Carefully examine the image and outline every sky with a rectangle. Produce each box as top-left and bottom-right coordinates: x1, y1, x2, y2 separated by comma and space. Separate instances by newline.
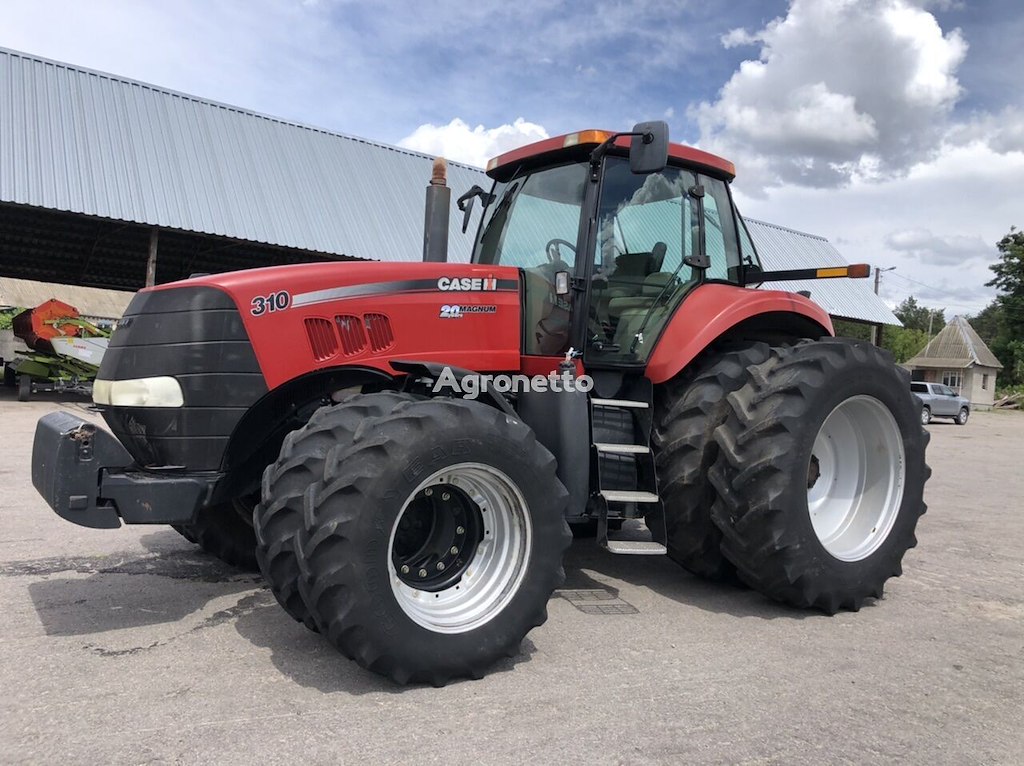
4, 0, 1023, 316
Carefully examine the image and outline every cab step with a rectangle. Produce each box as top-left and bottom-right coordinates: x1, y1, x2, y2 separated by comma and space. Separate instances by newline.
589, 382, 666, 556
600, 490, 660, 504
591, 397, 649, 409
604, 539, 668, 555
594, 442, 651, 455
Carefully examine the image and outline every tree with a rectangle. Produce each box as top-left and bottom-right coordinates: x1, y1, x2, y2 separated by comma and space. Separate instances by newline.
983, 227, 1024, 386
832, 318, 928, 364
882, 327, 930, 364
969, 300, 1003, 347
894, 296, 945, 334
0, 309, 21, 331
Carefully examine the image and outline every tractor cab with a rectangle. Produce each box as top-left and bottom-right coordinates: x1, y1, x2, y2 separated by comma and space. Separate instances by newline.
465, 123, 761, 367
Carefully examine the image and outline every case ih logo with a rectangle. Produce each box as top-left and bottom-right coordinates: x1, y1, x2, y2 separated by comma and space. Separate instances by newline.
437, 276, 498, 291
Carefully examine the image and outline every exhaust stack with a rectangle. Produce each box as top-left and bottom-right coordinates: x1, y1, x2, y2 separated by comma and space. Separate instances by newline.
423, 157, 450, 263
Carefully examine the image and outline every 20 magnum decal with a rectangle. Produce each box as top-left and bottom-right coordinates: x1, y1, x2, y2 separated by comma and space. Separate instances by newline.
440, 304, 498, 318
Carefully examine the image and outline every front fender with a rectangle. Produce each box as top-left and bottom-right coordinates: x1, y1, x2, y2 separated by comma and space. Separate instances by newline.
644, 284, 833, 384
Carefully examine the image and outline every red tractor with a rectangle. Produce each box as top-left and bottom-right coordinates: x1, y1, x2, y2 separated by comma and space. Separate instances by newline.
32, 122, 929, 685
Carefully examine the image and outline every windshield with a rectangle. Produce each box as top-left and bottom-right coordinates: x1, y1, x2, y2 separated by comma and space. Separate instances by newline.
474, 162, 587, 268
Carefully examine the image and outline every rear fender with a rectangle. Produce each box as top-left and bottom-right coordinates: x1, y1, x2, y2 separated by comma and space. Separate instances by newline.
644, 284, 833, 384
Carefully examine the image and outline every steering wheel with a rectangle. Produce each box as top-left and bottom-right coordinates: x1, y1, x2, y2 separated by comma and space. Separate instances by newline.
545, 238, 577, 263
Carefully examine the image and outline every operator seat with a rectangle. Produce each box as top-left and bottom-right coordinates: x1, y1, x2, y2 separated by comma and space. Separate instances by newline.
610, 271, 677, 352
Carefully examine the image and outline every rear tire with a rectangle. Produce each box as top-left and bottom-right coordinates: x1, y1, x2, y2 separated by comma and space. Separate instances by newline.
18, 374, 31, 402
297, 397, 571, 686
708, 341, 929, 613
186, 501, 259, 571
254, 392, 418, 630
956, 407, 969, 425
652, 342, 770, 581
920, 406, 931, 425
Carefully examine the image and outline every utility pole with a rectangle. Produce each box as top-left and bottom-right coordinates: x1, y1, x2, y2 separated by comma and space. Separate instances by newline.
874, 265, 896, 295
872, 266, 896, 345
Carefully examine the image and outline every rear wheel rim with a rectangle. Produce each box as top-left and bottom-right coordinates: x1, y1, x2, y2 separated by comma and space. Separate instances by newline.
388, 462, 532, 634
806, 395, 906, 562
921, 407, 930, 424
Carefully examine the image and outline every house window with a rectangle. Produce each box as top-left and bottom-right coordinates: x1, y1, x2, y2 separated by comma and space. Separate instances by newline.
982, 374, 989, 390
941, 370, 962, 392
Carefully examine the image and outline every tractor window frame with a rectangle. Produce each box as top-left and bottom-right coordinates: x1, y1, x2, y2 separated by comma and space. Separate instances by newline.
473, 161, 589, 270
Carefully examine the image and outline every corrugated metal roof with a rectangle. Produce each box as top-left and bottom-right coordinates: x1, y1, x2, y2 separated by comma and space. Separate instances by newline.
906, 315, 1003, 369
0, 47, 483, 262
745, 219, 901, 326
0, 276, 133, 319
1, 47, 897, 325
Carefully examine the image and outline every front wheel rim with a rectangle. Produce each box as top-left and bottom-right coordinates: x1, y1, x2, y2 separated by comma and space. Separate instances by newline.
387, 463, 532, 634
806, 396, 906, 562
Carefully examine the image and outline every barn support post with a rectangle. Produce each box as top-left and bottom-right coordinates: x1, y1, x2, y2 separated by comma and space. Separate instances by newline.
145, 228, 159, 287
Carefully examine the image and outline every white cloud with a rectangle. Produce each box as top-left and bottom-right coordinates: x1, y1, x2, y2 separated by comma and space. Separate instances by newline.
398, 118, 550, 168
720, 27, 759, 48
947, 107, 1024, 153
884, 229, 990, 265
735, 137, 1024, 314
693, 0, 968, 191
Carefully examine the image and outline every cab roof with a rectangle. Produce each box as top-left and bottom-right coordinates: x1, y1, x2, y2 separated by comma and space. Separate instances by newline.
485, 129, 736, 182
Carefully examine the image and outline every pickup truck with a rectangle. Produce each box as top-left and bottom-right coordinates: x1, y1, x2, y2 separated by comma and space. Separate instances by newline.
910, 381, 970, 425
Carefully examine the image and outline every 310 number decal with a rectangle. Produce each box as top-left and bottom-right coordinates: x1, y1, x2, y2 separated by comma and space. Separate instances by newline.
250, 291, 291, 316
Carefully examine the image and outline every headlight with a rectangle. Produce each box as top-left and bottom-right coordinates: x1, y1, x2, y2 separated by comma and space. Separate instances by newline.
92, 377, 184, 407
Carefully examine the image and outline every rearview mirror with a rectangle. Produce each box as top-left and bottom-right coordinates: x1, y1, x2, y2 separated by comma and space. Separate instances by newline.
456, 185, 493, 233
629, 121, 669, 174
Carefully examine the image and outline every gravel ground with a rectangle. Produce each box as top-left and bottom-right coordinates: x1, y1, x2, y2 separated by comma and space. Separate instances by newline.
1, 388, 1021, 765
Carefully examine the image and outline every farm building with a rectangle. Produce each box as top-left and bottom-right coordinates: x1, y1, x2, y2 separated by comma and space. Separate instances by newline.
0, 46, 898, 330
905, 316, 1003, 407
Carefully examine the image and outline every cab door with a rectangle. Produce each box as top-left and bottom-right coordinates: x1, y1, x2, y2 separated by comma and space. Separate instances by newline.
472, 162, 589, 357
583, 157, 747, 367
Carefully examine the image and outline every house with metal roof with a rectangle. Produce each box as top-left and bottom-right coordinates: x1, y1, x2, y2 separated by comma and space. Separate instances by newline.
0, 46, 898, 328
905, 316, 1003, 407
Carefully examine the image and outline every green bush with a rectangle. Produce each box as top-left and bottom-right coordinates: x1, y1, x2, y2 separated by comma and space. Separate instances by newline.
0, 309, 22, 331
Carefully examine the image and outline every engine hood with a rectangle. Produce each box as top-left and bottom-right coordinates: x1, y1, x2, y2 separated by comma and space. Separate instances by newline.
141, 261, 524, 390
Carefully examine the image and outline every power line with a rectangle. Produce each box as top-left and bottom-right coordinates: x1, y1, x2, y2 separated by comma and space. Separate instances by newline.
886, 271, 979, 298
884, 272, 998, 312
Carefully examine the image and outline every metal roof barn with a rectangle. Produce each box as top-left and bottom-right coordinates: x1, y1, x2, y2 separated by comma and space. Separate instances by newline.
0, 46, 483, 264
746, 219, 900, 325
0, 46, 898, 326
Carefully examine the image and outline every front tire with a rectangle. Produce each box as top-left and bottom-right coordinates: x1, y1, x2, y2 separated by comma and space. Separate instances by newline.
956, 407, 969, 425
652, 342, 770, 581
920, 406, 931, 425
708, 341, 929, 613
254, 392, 418, 630
18, 374, 31, 402
183, 501, 259, 571
297, 397, 571, 686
